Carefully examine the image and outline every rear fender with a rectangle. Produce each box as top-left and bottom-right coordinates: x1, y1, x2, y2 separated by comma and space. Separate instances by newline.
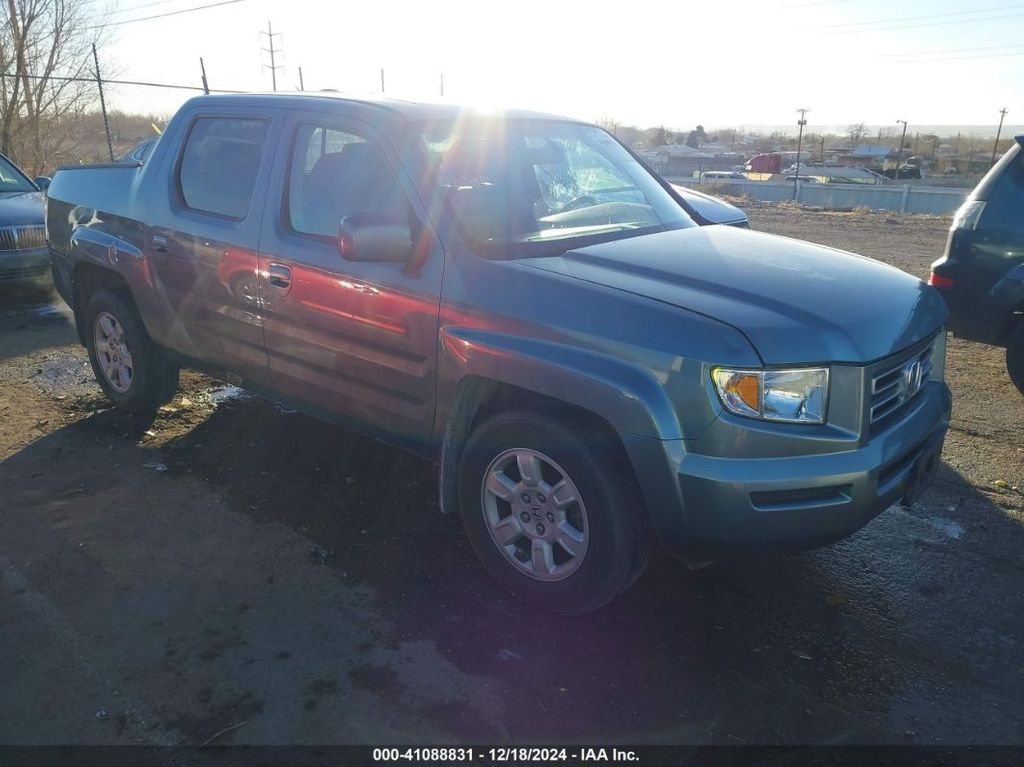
68, 216, 162, 340
991, 264, 1024, 342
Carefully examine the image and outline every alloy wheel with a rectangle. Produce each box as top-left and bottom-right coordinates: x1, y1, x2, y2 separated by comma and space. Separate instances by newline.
93, 311, 134, 394
480, 448, 589, 581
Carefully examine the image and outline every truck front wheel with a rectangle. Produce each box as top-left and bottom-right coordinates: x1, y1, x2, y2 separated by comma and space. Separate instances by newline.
458, 410, 650, 615
83, 289, 179, 414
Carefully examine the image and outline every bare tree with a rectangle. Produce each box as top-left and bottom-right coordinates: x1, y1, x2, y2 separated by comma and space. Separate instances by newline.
597, 115, 620, 137
1, 0, 109, 174
847, 122, 866, 146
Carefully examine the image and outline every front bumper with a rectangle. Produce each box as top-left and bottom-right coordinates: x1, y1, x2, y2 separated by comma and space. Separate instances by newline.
0, 246, 50, 283
622, 379, 952, 564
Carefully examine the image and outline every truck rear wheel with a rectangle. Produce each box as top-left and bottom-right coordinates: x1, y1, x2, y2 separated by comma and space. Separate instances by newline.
83, 289, 179, 415
1008, 323, 1024, 396
458, 410, 650, 615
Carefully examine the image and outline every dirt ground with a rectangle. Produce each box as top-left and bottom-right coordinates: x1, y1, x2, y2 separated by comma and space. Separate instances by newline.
0, 206, 1021, 746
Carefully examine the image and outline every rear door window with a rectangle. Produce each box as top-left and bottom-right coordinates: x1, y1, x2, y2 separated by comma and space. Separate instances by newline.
178, 117, 269, 220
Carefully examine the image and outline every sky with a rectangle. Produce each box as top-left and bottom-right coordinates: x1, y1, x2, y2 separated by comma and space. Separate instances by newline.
89, 0, 1024, 135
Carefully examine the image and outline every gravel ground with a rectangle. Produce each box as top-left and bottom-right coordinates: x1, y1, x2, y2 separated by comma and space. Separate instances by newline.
0, 206, 1021, 746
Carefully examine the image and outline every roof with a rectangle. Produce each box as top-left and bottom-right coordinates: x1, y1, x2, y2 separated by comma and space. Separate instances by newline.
849, 145, 893, 158
184, 92, 580, 125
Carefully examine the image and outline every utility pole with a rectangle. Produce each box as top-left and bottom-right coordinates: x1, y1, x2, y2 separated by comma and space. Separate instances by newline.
793, 108, 809, 200
819, 135, 825, 162
200, 57, 209, 95
992, 108, 1009, 166
92, 44, 114, 162
260, 22, 283, 91
380, 68, 385, 93
440, 72, 444, 97
896, 119, 908, 177
298, 67, 304, 91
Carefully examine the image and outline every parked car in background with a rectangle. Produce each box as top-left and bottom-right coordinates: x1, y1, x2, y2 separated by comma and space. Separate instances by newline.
930, 134, 1024, 395
671, 184, 748, 227
0, 152, 49, 284
45, 94, 950, 614
116, 137, 159, 164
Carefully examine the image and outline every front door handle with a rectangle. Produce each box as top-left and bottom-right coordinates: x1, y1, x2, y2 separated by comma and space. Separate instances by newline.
152, 234, 169, 254
267, 263, 292, 289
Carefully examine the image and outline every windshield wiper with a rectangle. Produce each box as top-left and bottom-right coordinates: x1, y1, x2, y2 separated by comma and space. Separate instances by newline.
524, 223, 640, 242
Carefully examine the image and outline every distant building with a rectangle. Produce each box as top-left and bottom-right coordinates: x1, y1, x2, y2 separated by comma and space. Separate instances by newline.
849, 145, 895, 159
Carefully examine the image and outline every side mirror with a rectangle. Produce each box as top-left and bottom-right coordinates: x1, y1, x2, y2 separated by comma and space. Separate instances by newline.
34, 176, 51, 191
338, 213, 411, 263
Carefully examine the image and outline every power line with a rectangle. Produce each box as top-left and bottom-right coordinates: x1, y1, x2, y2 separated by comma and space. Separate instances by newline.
83, 0, 246, 30
0, 71, 245, 93
78, 0, 206, 30
107, 0, 202, 16
779, 0, 856, 8
820, 11, 1024, 34
812, 3, 1024, 29
885, 42, 1024, 57
896, 49, 1024, 63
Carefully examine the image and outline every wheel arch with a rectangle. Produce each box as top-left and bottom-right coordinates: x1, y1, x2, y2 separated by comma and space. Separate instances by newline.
71, 261, 133, 346
435, 328, 683, 521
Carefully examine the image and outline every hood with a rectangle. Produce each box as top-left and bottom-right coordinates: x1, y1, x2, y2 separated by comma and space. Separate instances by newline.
672, 184, 747, 226
522, 225, 947, 365
0, 191, 46, 227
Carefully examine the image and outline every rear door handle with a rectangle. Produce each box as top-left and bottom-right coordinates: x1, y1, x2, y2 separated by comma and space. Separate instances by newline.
152, 234, 168, 254
267, 263, 292, 289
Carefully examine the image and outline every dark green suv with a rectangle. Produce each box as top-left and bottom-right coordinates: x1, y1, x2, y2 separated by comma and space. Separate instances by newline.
931, 135, 1024, 394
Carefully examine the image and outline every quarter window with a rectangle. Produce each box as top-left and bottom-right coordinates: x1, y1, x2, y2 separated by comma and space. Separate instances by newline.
982, 148, 1024, 234
288, 123, 407, 238
178, 117, 268, 219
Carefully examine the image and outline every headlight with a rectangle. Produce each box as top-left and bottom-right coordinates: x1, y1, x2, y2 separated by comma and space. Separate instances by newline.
711, 367, 829, 424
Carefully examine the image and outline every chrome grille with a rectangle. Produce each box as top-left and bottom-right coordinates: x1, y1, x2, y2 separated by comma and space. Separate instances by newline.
870, 344, 934, 424
0, 225, 46, 251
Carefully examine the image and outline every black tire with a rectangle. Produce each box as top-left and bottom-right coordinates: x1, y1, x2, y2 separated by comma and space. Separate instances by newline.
458, 410, 650, 615
83, 289, 179, 414
1008, 322, 1024, 396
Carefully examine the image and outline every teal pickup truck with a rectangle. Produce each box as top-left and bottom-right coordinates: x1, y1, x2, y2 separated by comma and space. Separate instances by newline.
45, 94, 951, 613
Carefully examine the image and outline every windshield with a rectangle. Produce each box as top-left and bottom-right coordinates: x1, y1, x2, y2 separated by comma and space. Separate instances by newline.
0, 154, 35, 193
412, 118, 694, 256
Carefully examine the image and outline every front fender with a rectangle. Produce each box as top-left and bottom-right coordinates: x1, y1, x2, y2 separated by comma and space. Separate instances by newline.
434, 327, 698, 552
439, 326, 683, 441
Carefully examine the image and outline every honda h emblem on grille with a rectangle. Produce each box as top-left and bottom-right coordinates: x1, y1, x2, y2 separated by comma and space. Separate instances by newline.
902, 358, 924, 398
